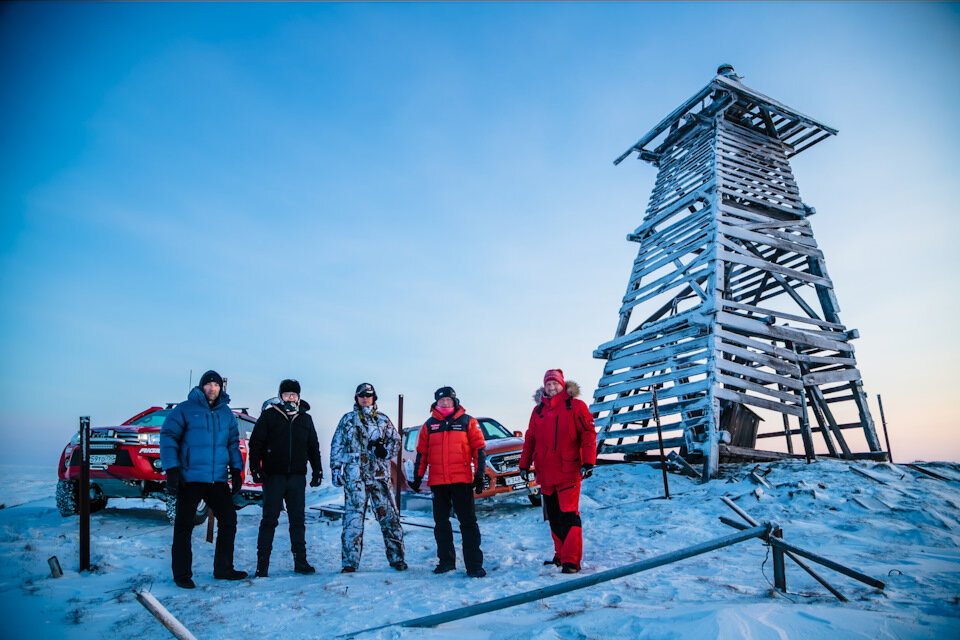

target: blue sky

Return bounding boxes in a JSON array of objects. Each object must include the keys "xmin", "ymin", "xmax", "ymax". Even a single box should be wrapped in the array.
[{"xmin": 1, "ymin": 2, "xmax": 958, "ymax": 465}]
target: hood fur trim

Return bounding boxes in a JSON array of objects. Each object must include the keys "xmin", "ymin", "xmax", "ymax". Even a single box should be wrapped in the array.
[{"xmin": 533, "ymin": 380, "xmax": 580, "ymax": 404}]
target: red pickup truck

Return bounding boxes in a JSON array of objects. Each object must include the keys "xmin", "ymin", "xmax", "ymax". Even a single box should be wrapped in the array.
[
  {"xmin": 395, "ymin": 416, "xmax": 541, "ymax": 504},
  {"xmin": 56, "ymin": 405, "xmax": 263, "ymax": 524}
]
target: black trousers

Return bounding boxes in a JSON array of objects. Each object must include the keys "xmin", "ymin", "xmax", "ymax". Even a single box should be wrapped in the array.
[
  {"xmin": 431, "ymin": 483, "xmax": 483, "ymax": 572},
  {"xmin": 172, "ymin": 482, "xmax": 237, "ymax": 581},
  {"xmin": 257, "ymin": 473, "xmax": 307, "ymax": 560}
]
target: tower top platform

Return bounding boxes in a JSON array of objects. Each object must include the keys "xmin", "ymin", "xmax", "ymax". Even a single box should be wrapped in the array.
[{"xmin": 615, "ymin": 65, "xmax": 838, "ymax": 166}]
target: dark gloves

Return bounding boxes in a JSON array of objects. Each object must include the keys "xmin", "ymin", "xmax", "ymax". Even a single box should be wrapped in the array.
[
  {"xmin": 519, "ymin": 468, "xmax": 529, "ymax": 482},
  {"xmin": 409, "ymin": 476, "xmax": 422, "ymax": 492},
  {"xmin": 580, "ymin": 463, "xmax": 594, "ymax": 480},
  {"xmin": 332, "ymin": 468, "xmax": 344, "ymax": 487},
  {"xmin": 473, "ymin": 473, "xmax": 486, "ymax": 495},
  {"xmin": 310, "ymin": 470, "xmax": 322, "ymax": 487},
  {"xmin": 165, "ymin": 467, "xmax": 181, "ymax": 496},
  {"xmin": 230, "ymin": 468, "xmax": 243, "ymax": 495},
  {"xmin": 249, "ymin": 460, "xmax": 263, "ymax": 484},
  {"xmin": 370, "ymin": 438, "xmax": 389, "ymax": 459}
]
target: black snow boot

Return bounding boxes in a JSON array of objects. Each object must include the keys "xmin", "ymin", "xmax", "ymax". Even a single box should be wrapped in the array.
[
  {"xmin": 433, "ymin": 564, "xmax": 455, "ymax": 575},
  {"xmin": 561, "ymin": 563, "xmax": 580, "ymax": 574},
  {"xmin": 214, "ymin": 568, "xmax": 248, "ymax": 580},
  {"xmin": 390, "ymin": 560, "xmax": 408, "ymax": 571},
  {"xmin": 174, "ymin": 578, "xmax": 196, "ymax": 589},
  {"xmin": 341, "ymin": 566, "xmax": 356, "ymax": 574},
  {"xmin": 293, "ymin": 554, "xmax": 316, "ymax": 575},
  {"xmin": 543, "ymin": 556, "xmax": 561, "ymax": 566},
  {"xmin": 255, "ymin": 557, "xmax": 269, "ymax": 578}
]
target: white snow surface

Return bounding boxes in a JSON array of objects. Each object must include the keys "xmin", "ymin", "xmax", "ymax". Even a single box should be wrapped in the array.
[{"xmin": 1, "ymin": 460, "xmax": 959, "ymax": 639}]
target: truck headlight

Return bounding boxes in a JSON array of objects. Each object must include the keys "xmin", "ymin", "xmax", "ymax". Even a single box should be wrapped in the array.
[{"xmin": 140, "ymin": 433, "xmax": 161, "ymax": 445}]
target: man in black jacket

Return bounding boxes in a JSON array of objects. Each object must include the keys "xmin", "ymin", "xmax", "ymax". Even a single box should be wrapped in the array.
[{"xmin": 249, "ymin": 379, "xmax": 323, "ymax": 577}]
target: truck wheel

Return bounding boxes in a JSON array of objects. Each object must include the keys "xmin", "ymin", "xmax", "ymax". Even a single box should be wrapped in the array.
[
  {"xmin": 165, "ymin": 495, "xmax": 209, "ymax": 526},
  {"xmin": 56, "ymin": 480, "xmax": 78, "ymax": 516},
  {"xmin": 90, "ymin": 496, "xmax": 108, "ymax": 513}
]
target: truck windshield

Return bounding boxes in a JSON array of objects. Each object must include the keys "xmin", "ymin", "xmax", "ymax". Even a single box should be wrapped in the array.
[
  {"xmin": 128, "ymin": 410, "xmax": 170, "ymax": 426},
  {"xmin": 477, "ymin": 419, "xmax": 512, "ymax": 440}
]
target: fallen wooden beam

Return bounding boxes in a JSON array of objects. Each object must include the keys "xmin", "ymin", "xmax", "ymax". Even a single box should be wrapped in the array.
[
  {"xmin": 850, "ymin": 466, "xmax": 890, "ymax": 485},
  {"xmin": 668, "ymin": 451, "xmax": 701, "ymax": 478},
  {"xmin": 310, "ymin": 503, "xmax": 460, "ymax": 534},
  {"xmin": 340, "ymin": 523, "xmax": 772, "ymax": 637},
  {"xmin": 135, "ymin": 590, "xmax": 198, "ymax": 640},
  {"xmin": 719, "ymin": 444, "xmax": 805, "ymax": 462},
  {"xmin": 904, "ymin": 464, "xmax": 953, "ymax": 482}
]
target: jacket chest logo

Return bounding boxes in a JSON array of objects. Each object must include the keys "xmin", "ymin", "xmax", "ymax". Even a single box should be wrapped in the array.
[{"xmin": 427, "ymin": 418, "xmax": 468, "ymax": 433}]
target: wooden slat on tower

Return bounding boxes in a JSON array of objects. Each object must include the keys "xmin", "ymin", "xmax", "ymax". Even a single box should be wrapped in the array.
[{"xmin": 592, "ymin": 65, "xmax": 885, "ymax": 481}]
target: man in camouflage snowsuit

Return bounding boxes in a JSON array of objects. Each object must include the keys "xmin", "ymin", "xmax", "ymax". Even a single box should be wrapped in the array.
[{"xmin": 330, "ymin": 382, "xmax": 406, "ymax": 572}]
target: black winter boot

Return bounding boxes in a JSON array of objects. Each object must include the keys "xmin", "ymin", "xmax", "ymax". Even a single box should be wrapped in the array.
[
  {"xmin": 255, "ymin": 556, "xmax": 269, "ymax": 578},
  {"xmin": 214, "ymin": 569, "xmax": 248, "ymax": 580},
  {"xmin": 293, "ymin": 553, "xmax": 316, "ymax": 575}
]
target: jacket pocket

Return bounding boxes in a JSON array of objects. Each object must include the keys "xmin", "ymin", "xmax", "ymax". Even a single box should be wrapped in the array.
[{"xmin": 560, "ymin": 451, "xmax": 580, "ymax": 473}]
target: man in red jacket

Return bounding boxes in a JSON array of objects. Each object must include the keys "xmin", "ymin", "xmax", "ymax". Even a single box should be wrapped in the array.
[
  {"xmin": 519, "ymin": 369, "xmax": 597, "ymax": 573},
  {"xmin": 409, "ymin": 386, "xmax": 487, "ymax": 578}
]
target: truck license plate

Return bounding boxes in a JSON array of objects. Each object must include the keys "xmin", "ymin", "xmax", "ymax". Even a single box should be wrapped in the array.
[
  {"xmin": 90, "ymin": 455, "xmax": 115, "ymax": 465},
  {"xmin": 505, "ymin": 475, "xmax": 526, "ymax": 487}
]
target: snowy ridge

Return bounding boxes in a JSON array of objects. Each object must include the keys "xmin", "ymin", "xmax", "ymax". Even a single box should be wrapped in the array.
[{"xmin": 0, "ymin": 460, "xmax": 958, "ymax": 638}]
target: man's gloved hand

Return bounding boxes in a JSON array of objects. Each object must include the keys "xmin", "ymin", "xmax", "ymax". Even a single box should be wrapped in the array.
[
  {"xmin": 332, "ymin": 467, "xmax": 344, "ymax": 487},
  {"xmin": 409, "ymin": 476, "xmax": 422, "ymax": 492},
  {"xmin": 165, "ymin": 467, "xmax": 181, "ymax": 496},
  {"xmin": 473, "ymin": 473, "xmax": 485, "ymax": 495},
  {"xmin": 370, "ymin": 438, "xmax": 389, "ymax": 459},
  {"xmin": 230, "ymin": 468, "xmax": 243, "ymax": 495},
  {"xmin": 580, "ymin": 463, "xmax": 594, "ymax": 480},
  {"xmin": 519, "ymin": 469, "xmax": 529, "ymax": 482},
  {"xmin": 310, "ymin": 471, "xmax": 322, "ymax": 487},
  {"xmin": 250, "ymin": 466, "xmax": 263, "ymax": 484}
]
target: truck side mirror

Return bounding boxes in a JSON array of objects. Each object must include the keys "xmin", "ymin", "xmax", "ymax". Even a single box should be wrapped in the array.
[{"xmin": 513, "ymin": 431, "xmax": 522, "ymax": 438}]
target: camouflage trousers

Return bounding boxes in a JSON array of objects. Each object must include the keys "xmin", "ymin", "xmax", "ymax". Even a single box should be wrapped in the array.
[{"xmin": 341, "ymin": 476, "xmax": 404, "ymax": 569}]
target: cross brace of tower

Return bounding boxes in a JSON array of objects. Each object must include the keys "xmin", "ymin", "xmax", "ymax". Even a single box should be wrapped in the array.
[{"xmin": 590, "ymin": 65, "xmax": 886, "ymax": 481}]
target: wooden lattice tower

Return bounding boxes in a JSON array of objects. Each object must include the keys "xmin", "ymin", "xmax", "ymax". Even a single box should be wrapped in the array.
[{"xmin": 590, "ymin": 65, "xmax": 885, "ymax": 480}]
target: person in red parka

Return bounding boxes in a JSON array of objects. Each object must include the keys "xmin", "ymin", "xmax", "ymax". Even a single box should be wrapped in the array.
[
  {"xmin": 409, "ymin": 386, "xmax": 487, "ymax": 578},
  {"xmin": 519, "ymin": 369, "xmax": 597, "ymax": 573}
]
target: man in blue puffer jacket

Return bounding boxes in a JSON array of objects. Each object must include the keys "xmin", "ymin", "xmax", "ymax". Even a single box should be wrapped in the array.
[{"xmin": 160, "ymin": 370, "xmax": 247, "ymax": 588}]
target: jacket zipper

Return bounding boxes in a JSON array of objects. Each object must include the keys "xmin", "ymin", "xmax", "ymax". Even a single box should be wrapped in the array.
[
  {"xmin": 554, "ymin": 416, "xmax": 559, "ymax": 450},
  {"xmin": 288, "ymin": 413, "xmax": 293, "ymax": 474},
  {"xmin": 209, "ymin": 408, "xmax": 216, "ymax": 484}
]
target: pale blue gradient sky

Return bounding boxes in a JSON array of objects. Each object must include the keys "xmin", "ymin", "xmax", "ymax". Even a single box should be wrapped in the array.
[{"xmin": 1, "ymin": 2, "xmax": 958, "ymax": 464}]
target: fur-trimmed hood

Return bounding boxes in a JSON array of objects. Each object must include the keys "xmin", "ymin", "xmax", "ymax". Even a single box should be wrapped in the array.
[{"xmin": 533, "ymin": 380, "xmax": 580, "ymax": 404}]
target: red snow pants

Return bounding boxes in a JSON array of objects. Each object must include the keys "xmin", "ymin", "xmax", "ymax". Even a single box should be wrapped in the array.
[{"xmin": 541, "ymin": 481, "xmax": 582, "ymax": 568}]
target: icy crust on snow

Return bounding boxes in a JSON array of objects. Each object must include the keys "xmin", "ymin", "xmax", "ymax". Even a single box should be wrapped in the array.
[{"xmin": 0, "ymin": 460, "xmax": 958, "ymax": 639}]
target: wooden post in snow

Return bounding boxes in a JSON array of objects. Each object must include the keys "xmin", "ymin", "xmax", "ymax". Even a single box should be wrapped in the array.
[
  {"xmin": 590, "ymin": 64, "xmax": 885, "ymax": 481},
  {"xmin": 395, "ymin": 394, "xmax": 404, "ymax": 513},
  {"xmin": 205, "ymin": 508, "xmax": 215, "ymax": 543},
  {"xmin": 135, "ymin": 590, "xmax": 199, "ymax": 640},
  {"xmin": 78, "ymin": 416, "xmax": 91, "ymax": 572}
]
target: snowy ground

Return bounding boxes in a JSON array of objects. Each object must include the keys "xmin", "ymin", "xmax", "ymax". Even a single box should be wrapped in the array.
[{"xmin": 1, "ymin": 460, "xmax": 959, "ymax": 639}]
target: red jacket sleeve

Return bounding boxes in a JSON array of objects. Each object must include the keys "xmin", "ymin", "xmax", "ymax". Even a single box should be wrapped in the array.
[
  {"xmin": 467, "ymin": 418, "xmax": 486, "ymax": 467},
  {"xmin": 518, "ymin": 410, "xmax": 536, "ymax": 470},
  {"xmin": 415, "ymin": 422, "xmax": 429, "ymax": 476},
  {"xmin": 575, "ymin": 400, "xmax": 597, "ymax": 465}
]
